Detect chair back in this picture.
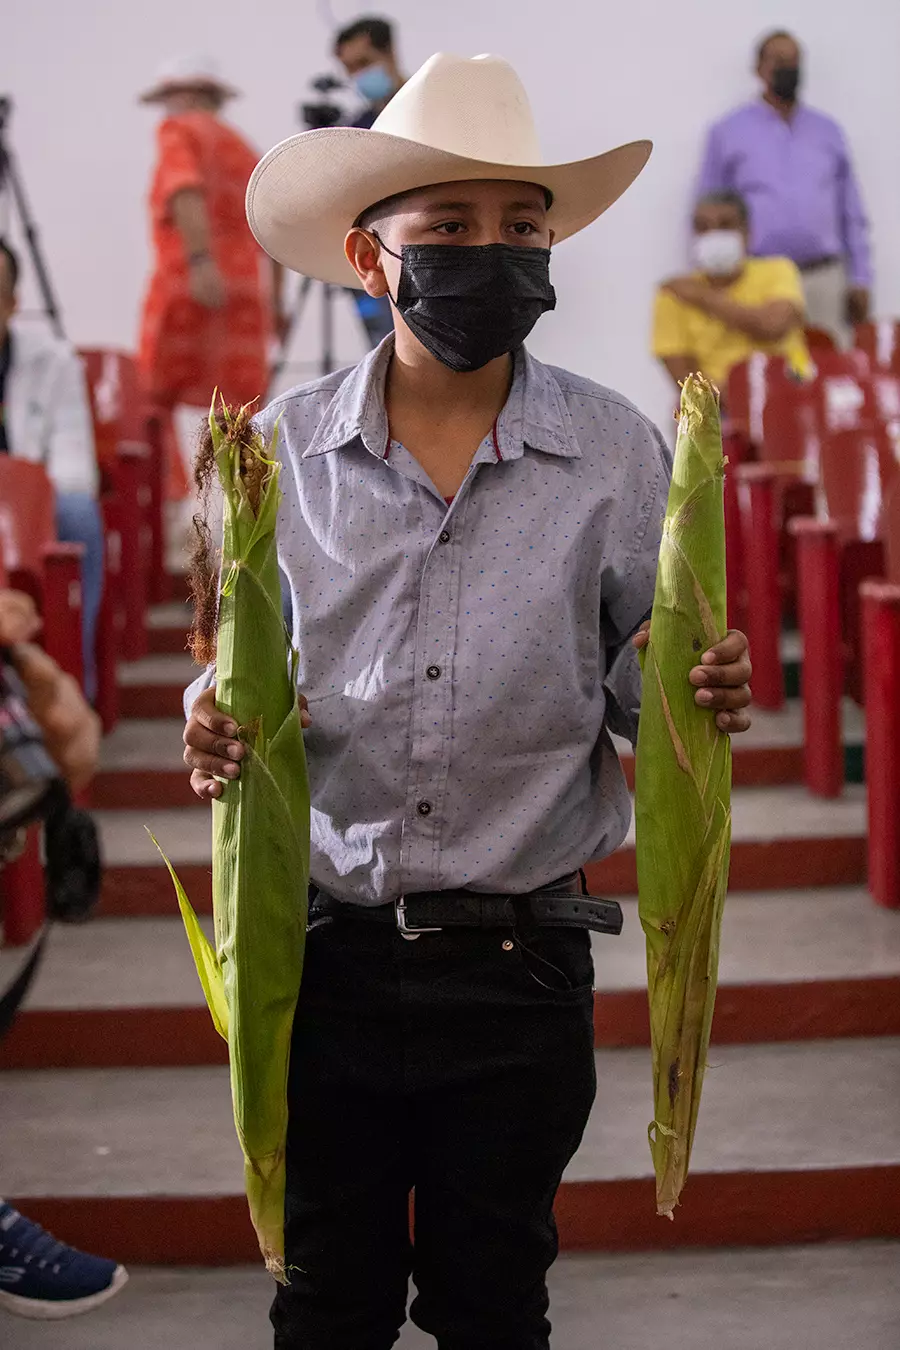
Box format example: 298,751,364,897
804,325,836,353
855,320,900,375
78,349,148,471
727,353,806,446
816,425,897,546
0,458,56,575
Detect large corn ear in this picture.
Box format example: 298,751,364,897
635,374,732,1218
153,400,309,1280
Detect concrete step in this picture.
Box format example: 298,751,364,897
146,601,191,655
91,698,868,811
5,1040,900,1257
3,890,899,1068
8,1244,900,1350
86,786,868,918
93,720,195,810
117,654,197,720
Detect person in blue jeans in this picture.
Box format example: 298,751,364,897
0,239,103,701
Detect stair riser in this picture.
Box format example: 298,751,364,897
97,839,866,919
148,628,190,656
92,772,199,811
11,1165,899,1261
89,746,863,806
3,976,899,1069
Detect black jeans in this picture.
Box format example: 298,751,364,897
270,908,597,1350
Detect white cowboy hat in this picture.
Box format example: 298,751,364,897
139,54,239,104
246,52,651,287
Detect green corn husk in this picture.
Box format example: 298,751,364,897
635,374,733,1219
153,399,310,1280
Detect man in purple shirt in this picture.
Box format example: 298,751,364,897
696,29,872,345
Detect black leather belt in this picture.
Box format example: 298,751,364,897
309,885,623,941
797,255,841,274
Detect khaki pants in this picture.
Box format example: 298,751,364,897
801,259,851,349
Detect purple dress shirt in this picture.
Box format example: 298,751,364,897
696,101,872,287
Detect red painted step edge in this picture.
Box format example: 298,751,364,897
148,626,190,656
92,771,199,811
91,745,812,810
586,836,866,895
98,839,866,920
4,976,898,1070
11,1165,900,1263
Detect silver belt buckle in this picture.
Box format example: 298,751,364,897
395,895,442,941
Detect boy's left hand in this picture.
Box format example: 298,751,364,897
632,624,752,734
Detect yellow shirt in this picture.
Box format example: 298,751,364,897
652,256,809,387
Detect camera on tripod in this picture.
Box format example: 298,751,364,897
299,74,348,131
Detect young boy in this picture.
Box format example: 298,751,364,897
183,54,752,1350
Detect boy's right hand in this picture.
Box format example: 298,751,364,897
184,687,311,800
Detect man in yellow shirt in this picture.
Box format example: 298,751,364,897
652,190,809,392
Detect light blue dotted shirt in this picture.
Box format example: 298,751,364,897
185,338,670,905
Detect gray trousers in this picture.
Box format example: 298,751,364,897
801,259,851,349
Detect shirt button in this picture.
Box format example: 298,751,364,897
416,800,433,817
438,530,451,544
426,664,442,680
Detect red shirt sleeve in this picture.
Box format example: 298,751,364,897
153,116,204,214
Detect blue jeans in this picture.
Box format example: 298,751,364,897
55,493,104,702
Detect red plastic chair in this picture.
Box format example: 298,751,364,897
885,479,900,585
804,325,837,353
0,461,84,946
736,353,877,708
0,458,84,686
789,428,897,797
80,350,160,728
855,320,900,376
861,579,900,908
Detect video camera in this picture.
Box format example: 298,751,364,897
299,74,350,130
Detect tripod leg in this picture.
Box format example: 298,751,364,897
0,142,65,338
268,274,315,391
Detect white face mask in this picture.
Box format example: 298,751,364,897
692,229,745,277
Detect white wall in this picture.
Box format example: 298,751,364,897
4,0,900,434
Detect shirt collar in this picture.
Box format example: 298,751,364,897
302,338,581,462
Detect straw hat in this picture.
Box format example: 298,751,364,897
246,53,651,287
140,54,239,104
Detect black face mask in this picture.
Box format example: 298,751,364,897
374,235,556,372
770,65,800,102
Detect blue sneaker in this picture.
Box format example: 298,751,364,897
0,1204,128,1319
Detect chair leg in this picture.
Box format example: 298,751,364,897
2,828,44,946
115,450,149,661
41,543,85,690
146,414,169,604
95,515,121,733
861,581,900,908
738,467,784,709
790,520,844,797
